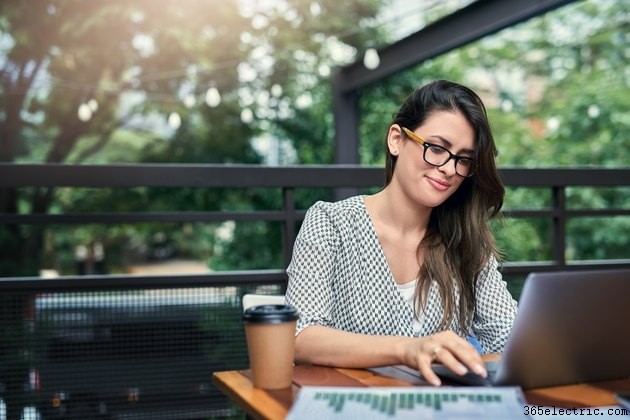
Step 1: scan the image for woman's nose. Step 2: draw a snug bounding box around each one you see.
[438,158,457,176]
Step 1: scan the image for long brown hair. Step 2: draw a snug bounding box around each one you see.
[385,80,504,334]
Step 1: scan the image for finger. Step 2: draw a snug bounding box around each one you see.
[439,334,487,377]
[445,343,487,377]
[418,358,441,387]
[433,348,468,376]
[415,345,443,386]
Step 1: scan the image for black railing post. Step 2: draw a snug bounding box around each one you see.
[332,71,361,201]
[282,187,296,282]
[552,186,567,268]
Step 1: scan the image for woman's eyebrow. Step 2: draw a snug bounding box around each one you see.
[430,135,475,155]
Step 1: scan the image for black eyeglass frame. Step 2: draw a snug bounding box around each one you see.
[401,126,477,178]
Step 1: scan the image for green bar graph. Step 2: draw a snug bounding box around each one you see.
[315,390,505,417]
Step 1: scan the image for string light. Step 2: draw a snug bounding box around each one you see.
[240,108,254,124]
[270,84,283,97]
[37,1,450,126]
[168,112,181,129]
[205,87,221,107]
[87,99,98,112]
[363,47,380,70]
[183,93,196,108]
[77,103,92,121]
[37,3,440,98]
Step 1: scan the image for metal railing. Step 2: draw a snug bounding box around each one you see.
[0,277,284,419]
[1,163,628,419]
[1,164,629,280]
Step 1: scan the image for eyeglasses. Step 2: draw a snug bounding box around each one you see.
[401,126,476,178]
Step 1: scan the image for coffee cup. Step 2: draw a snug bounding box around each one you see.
[243,304,299,389]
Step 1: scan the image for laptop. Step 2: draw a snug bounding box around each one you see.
[403,268,630,389]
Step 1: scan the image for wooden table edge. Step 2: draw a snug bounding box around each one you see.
[213,370,290,420]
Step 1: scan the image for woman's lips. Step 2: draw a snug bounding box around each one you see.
[426,176,450,191]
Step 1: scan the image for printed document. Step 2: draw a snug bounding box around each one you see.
[286,386,528,419]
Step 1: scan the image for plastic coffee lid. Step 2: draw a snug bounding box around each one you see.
[243,304,299,324]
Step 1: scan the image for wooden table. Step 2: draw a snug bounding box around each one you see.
[213,363,630,420]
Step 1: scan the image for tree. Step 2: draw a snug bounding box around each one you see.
[0,0,386,276]
[0,1,250,276]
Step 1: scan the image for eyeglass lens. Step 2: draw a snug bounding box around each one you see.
[423,145,474,177]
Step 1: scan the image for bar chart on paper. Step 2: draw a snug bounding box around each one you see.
[286,386,528,419]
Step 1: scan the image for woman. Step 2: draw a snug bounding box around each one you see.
[285,80,517,386]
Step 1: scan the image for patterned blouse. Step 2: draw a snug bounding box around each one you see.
[285,195,518,353]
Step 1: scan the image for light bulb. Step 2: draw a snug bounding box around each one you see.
[205,87,221,107]
[271,84,283,98]
[77,103,92,122]
[88,99,98,112]
[168,112,181,129]
[240,108,254,124]
[184,94,196,108]
[363,47,380,70]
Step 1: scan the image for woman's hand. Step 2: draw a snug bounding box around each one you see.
[397,331,487,386]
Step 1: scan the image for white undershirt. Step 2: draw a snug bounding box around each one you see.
[396,279,424,335]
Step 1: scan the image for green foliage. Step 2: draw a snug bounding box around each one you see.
[0,0,384,275]
[492,218,552,262]
[212,222,284,271]
[567,217,630,260]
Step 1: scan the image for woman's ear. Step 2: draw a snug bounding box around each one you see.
[387,124,404,156]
